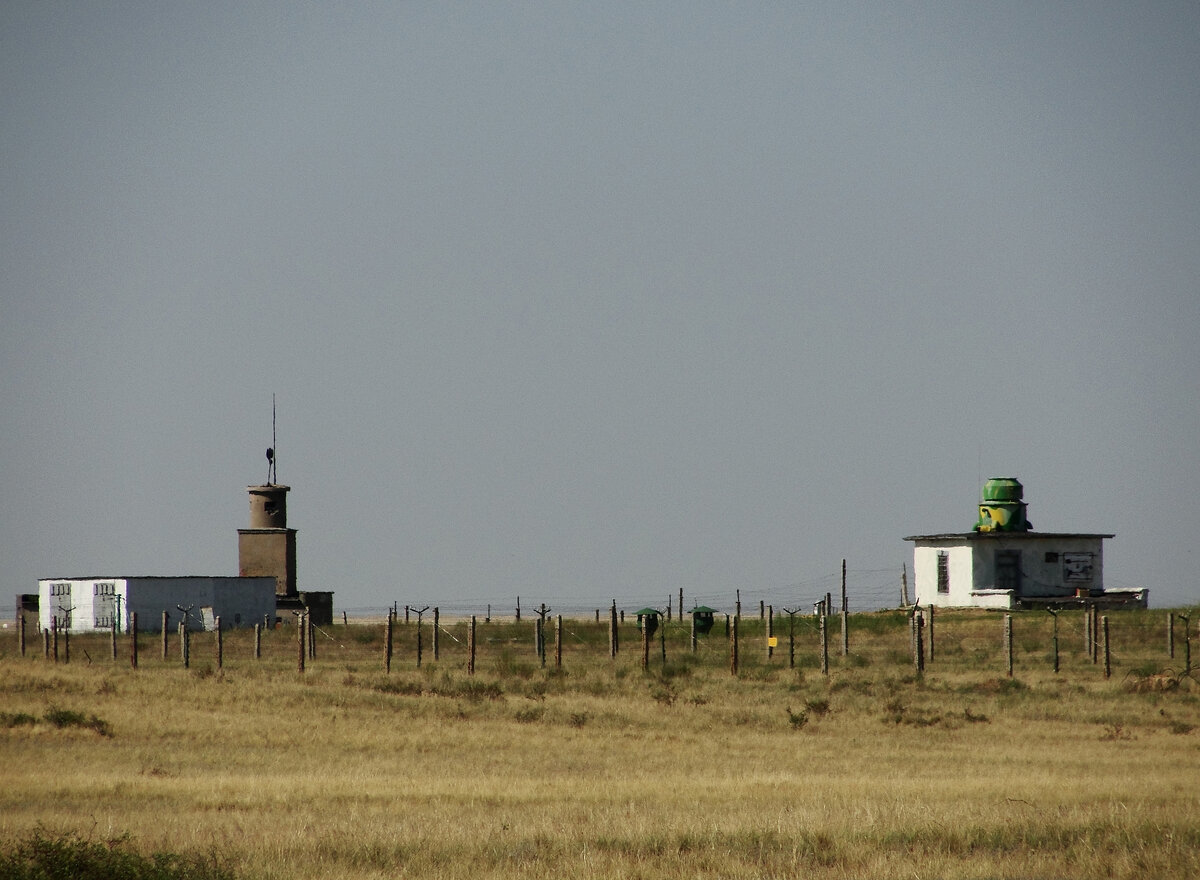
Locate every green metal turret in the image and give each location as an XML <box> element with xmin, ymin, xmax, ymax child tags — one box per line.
<box><xmin>974</xmin><ymin>478</ymin><xmax>1032</xmax><ymax>532</ymax></box>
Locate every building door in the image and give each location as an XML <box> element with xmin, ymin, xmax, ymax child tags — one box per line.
<box><xmin>995</xmin><ymin>550</ymin><xmax>1021</xmax><ymax>592</ymax></box>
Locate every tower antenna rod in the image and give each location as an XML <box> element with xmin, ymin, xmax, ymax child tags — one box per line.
<box><xmin>266</xmin><ymin>394</ymin><xmax>277</xmax><ymax>485</ymax></box>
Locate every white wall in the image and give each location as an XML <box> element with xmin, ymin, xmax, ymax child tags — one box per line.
<box><xmin>38</xmin><ymin>577</ymin><xmax>276</xmax><ymax>632</ymax></box>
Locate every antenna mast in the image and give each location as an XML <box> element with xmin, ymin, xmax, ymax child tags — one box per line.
<box><xmin>266</xmin><ymin>393</ymin><xmax>277</xmax><ymax>485</ymax></box>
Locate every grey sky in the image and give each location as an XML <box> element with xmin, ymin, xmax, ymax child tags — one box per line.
<box><xmin>3</xmin><ymin>2</ymin><xmax>1198</xmax><ymax>613</ymax></box>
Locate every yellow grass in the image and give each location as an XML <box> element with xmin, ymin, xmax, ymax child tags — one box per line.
<box><xmin>1</xmin><ymin>610</ymin><xmax>1198</xmax><ymax>878</ymax></box>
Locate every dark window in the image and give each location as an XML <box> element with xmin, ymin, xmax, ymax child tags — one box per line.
<box><xmin>995</xmin><ymin>550</ymin><xmax>1021</xmax><ymax>591</ymax></box>
<box><xmin>1044</xmin><ymin>552</ymin><xmax>1058</xmax><ymax>563</ymax></box>
<box><xmin>937</xmin><ymin>552</ymin><xmax>950</xmax><ymax>593</ymax></box>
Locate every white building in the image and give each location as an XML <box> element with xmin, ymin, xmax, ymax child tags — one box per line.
<box><xmin>904</xmin><ymin>478</ymin><xmax>1147</xmax><ymax>610</ymax></box>
<box><xmin>37</xmin><ymin>576</ymin><xmax>276</xmax><ymax>633</ymax></box>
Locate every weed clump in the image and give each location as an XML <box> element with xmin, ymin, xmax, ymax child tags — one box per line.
<box><xmin>0</xmin><ymin>828</ymin><xmax>235</xmax><ymax>880</ymax></box>
<box><xmin>43</xmin><ymin>707</ymin><xmax>111</xmax><ymax>736</ymax></box>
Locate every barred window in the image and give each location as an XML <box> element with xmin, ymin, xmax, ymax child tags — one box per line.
<box><xmin>936</xmin><ymin>552</ymin><xmax>950</xmax><ymax>594</ymax></box>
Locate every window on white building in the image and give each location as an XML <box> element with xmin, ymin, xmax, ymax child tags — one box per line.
<box><xmin>936</xmin><ymin>552</ymin><xmax>950</xmax><ymax>594</ymax></box>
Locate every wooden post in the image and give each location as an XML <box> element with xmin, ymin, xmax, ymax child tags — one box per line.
<box><xmin>690</xmin><ymin>612</ymin><xmax>697</xmax><ymax>654</ymax></box>
<box><xmin>667</xmin><ymin>595</ymin><xmax>672</xmax><ymax>622</ymax></box>
<box><xmin>679</xmin><ymin>588</ymin><xmax>684</xmax><ymax>622</ymax></box>
<box><xmin>914</xmin><ymin>611</ymin><xmax>925</xmax><ymax>677</ymax></box>
<box><xmin>901</xmin><ymin>563</ymin><xmax>910</xmax><ymax>606</ymax></box>
<box><xmin>759</xmin><ymin>600</ymin><xmax>765</xmax><ymax>621</ymax></box>
<box><xmin>641</xmin><ymin>621</ymin><xmax>650</xmax><ymax>670</ymax></box>
<box><xmin>433</xmin><ymin>607</ymin><xmax>440</xmax><ymax>662</ymax></box>
<box><xmin>730</xmin><ymin>615</ymin><xmax>739</xmax><ymax>676</ymax></box>
<box><xmin>1182</xmin><ymin>615</ymin><xmax>1192</xmax><ymax>673</ymax></box>
<box><xmin>110</xmin><ymin>617</ymin><xmax>118</xmax><ymax>661</ymax></box>
<box><xmin>840</xmin><ymin>606</ymin><xmax>849</xmax><ymax>657</ymax></box>
<box><xmin>819</xmin><ymin>613</ymin><xmax>828</xmax><ymax>675</ymax></box>
<box><xmin>660</xmin><ymin>614</ymin><xmax>667</xmax><ymax>665</ymax></box>
<box><xmin>18</xmin><ymin>611</ymin><xmax>26</xmax><ymax>657</ymax></box>
<box><xmin>384</xmin><ymin>612</ymin><xmax>393</xmax><ymax>673</ymax></box>
<box><xmin>468</xmin><ymin>615</ymin><xmax>476</xmax><ymax>675</ymax></box>
<box><xmin>555</xmin><ymin>615</ymin><xmax>562</xmax><ymax>669</ymax></box>
<box><xmin>1102</xmin><ymin>615</ymin><xmax>1111</xmax><ymax>679</ymax></box>
<box><xmin>416</xmin><ymin>614</ymin><xmax>423</xmax><ymax>668</ymax></box>
<box><xmin>405</xmin><ymin>605</ymin><xmax>410</xmax><ymax>624</ymax></box>
<box><xmin>215</xmin><ymin>616</ymin><xmax>223</xmax><ymax>669</ymax></box>
<box><xmin>63</xmin><ymin>624</ymin><xmax>69</xmax><ymax>664</ymax></box>
<box><xmin>52</xmin><ymin>620</ymin><xmax>59</xmax><ymax>663</ymax></box>
<box><xmin>162</xmin><ymin>611</ymin><xmax>169</xmax><ymax>661</ymax></box>
<box><xmin>515</xmin><ymin>595</ymin><xmax>521</xmax><ymax>623</ymax></box>
<box><xmin>1167</xmin><ymin>612</ymin><xmax>1175</xmax><ymax>659</ymax></box>
<box><xmin>735</xmin><ymin>589</ymin><xmax>741</xmax><ymax>619</ymax></box>
<box><xmin>343</xmin><ymin>611</ymin><xmax>348</xmax><ymax>626</ymax></box>
<box><xmin>609</xmin><ymin>601</ymin><xmax>618</xmax><ymax>658</ymax></box>
<box><xmin>182</xmin><ymin>626</ymin><xmax>190</xmax><ymax>669</ymax></box>
<box><xmin>486</xmin><ymin>604</ymin><xmax>491</xmax><ymax>624</ymax></box>
<box><xmin>926</xmin><ymin>604</ymin><xmax>934</xmax><ymax>663</ymax></box>
<box><xmin>296</xmin><ymin>613</ymin><xmax>305</xmax><ymax>674</ymax></box>
<box><xmin>1091</xmin><ymin>606</ymin><xmax>1100</xmax><ymax>665</ymax></box>
<box><xmin>1004</xmin><ymin>614</ymin><xmax>1013</xmax><ymax>678</ymax></box>
<box><xmin>1083</xmin><ymin>605</ymin><xmax>1091</xmax><ymax>656</ymax></box>
<box><xmin>43</xmin><ymin>627</ymin><xmax>50</xmax><ymax>660</ymax></box>
<box><xmin>766</xmin><ymin>604</ymin><xmax>774</xmax><ymax>659</ymax></box>
<box><xmin>788</xmin><ymin>611</ymin><xmax>796</xmax><ymax>669</ymax></box>
<box><xmin>129</xmin><ymin>613</ymin><xmax>139</xmax><ymax>668</ymax></box>
<box><xmin>595</xmin><ymin>608</ymin><xmax>600</xmax><ymax>623</ymax></box>
<box><xmin>1049</xmin><ymin>609</ymin><xmax>1059</xmax><ymax>673</ymax></box>
<box><xmin>537</xmin><ymin>618</ymin><xmax>545</xmax><ymax>668</ymax></box>
<box><xmin>254</xmin><ymin>623</ymin><xmax>262</xmax><ymax>660</ymax></box>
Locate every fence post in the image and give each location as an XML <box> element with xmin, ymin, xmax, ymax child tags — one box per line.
<box><xmin>1049</xmin><ymin>609</ymin><xmax>1059</xmax><ymax>673</ymax></box>
<box><xmin>111</xmin><ymin>617</ymin><xmax>118</xmax><ymax>661</ymax></box>
<box><xmin>730</xmin><ymin>615</ymin><xmax>739</xmax><ymax>675</ymax></box>
<box><xmin>1167</xmin><ymin>612</ymin><xmax>1175</xmax><ymax>659</ymax></box>
<box><xmin>468</xmin><ymin>615</ymin><xmax>476</xmax><ymax>675</ymax></box>
<box><xmin>766</xmin><ymin>605</ymin><xmax>774</xmax><ymax>660</ymax></box>
<box><xmin>385</xmin><ymin>612</ymin><xmax>393</xmax><ymax>673</ymax></box>
<box><xmin>182</xmin><ymin>626</ymin><xmax>190</xmax><ymax>670</ymax></box>
<box><xmin>1102</xmin><ymin>615</ymin><xmax>1111</xmax><ymax>678</ymax></box>
<box><xmin>913</xmin><ymin>611</ymin><xmax>925</xmax><ymax>677</ymax></box>
<box><xmin>642</xmin><ymin>621</ymin><xmax>650</xmax><ymax>671</ymax></box>
<box><xmin>1182</xmin><ymin>615</ymin><xmax>1191</xmax><ymax>673</ymax></box>
<box><xmin>609</xmin><ymin>602</ymin><xmax>618</xmax><ymax>658</ymax></box>
<box><xmin>690</xmin><ymin>613</ymin><xmax>697</xmax><ymax>654</ymax></box>
<box><xmin>215</xmin><ymin>616</ymin><xmax>223</xmax><ymax>670</ymax></box>
<box><xmin>840</xmin><ymin>559</ymin><xmax>849</xmax><ymax>657</ymax></box>
<box><xmin>1083</xmin><ymin>605</ymin><xmax>1092</xmax><ymax>658</ymax></box>
<box><xmin>296</xmin><ymin>613</ymin><xmax>305</xmax><ymax>674</ymax></box>
<box><xmin>308</xmin><ymin>612</ymin><xmax>315</xmax><ymax>661</ymax></box>
<box><xmin>254</xmin><ymin>623</ymin><xmax>262</xmax><ymax>660</ymax></box>
<box><xmin>162</xmin><ymin>611</ymin><xmax>169</xmax><ymax>661</ymax></box>
<box><xmin>926</xmin><ymin>604</ymin><xmax>934</xmax><ymax>663</ymax></box>
<box><xmin>43</xmin><ymin>627</ymin><xmax>50</xmax><ymax>660</ymax></box>
<box><xmin>820</xmin><ymin>613</ymin><xmax>829</xmax><ymax>676</ymax></box>
<box><xmin>129</xmin><ymin>613</ymin><xmax>138</xmax><ymax>669</ymax></box>
<box><xmin>555</xmin><ymin>615</ymin><xmax>562</xmax><ymax>669</ymax></box>
<box><xmin>18</xmin><ymin>611</ymin><xmax>26</xmax><ymax>657</ymax></box>
<box><xmin>1091</xmin><ymin>606</ymin><xmax>1099</xmax><ymax>665</ymax></box>
<box><xmin>1004</xmin><ymin>614</ymin><xmax>1013</xmax><ymax>678</ymax></box>
<box><xmin>433</xmin><ymin>607</ymin><xmax>440</xmax><ymax>662</ymax></box>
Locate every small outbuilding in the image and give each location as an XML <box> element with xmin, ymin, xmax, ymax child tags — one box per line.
<box><xmin>904</xmin><ymin>478</ymin><xmax>1147</xmax><ymax>609</ymax></box>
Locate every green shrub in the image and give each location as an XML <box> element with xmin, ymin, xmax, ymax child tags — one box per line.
<box><xmin>0</xmin><ymin>829</ymin><xmax>235</xmax><ymax>880</ymax></box>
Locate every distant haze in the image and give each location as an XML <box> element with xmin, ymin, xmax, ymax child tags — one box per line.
<box><xmin>3</xmin><ymin>3</ymin><xmax>1198</xmax><ymax>612</ymax></box>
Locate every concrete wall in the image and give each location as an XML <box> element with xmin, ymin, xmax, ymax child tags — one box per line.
<box><xmin>38</xmin><ymin>577</ymin><xmax>276</xmax><ymax>633</ymax></box>
<box><xmin>910</xmin><ymin>533</ymin><xmax>1108</xmax><ymax>608</ymax></box>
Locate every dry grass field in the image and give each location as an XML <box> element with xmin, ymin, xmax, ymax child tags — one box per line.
<box><xmin>2</xmin><ymin>608</ymin><xmax>1198</xmax><ymax>879</ymax></box>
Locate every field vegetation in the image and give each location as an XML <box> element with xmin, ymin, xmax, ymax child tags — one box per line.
<box><xmin>1</xmin><ymin>608</ymin><xmax>1198</xmax><ymax>879</ymax></box>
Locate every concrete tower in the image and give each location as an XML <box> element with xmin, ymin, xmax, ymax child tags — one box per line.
<box><xmin>238</xmin><ymin>483</ymin><xmax>297</xmax><ymax>597</ymax></box>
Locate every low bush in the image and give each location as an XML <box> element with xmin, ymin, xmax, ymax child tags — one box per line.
<box><xmin>0</xmin><ymin>829</ymin><xmax>235</xmax><ymax>880</ymax></box>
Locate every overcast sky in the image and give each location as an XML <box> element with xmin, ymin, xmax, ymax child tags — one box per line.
<box><xmin>3</xmin><ymin>2</ymin><xmax>1198</xmax><ymax>614</ymax></box>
